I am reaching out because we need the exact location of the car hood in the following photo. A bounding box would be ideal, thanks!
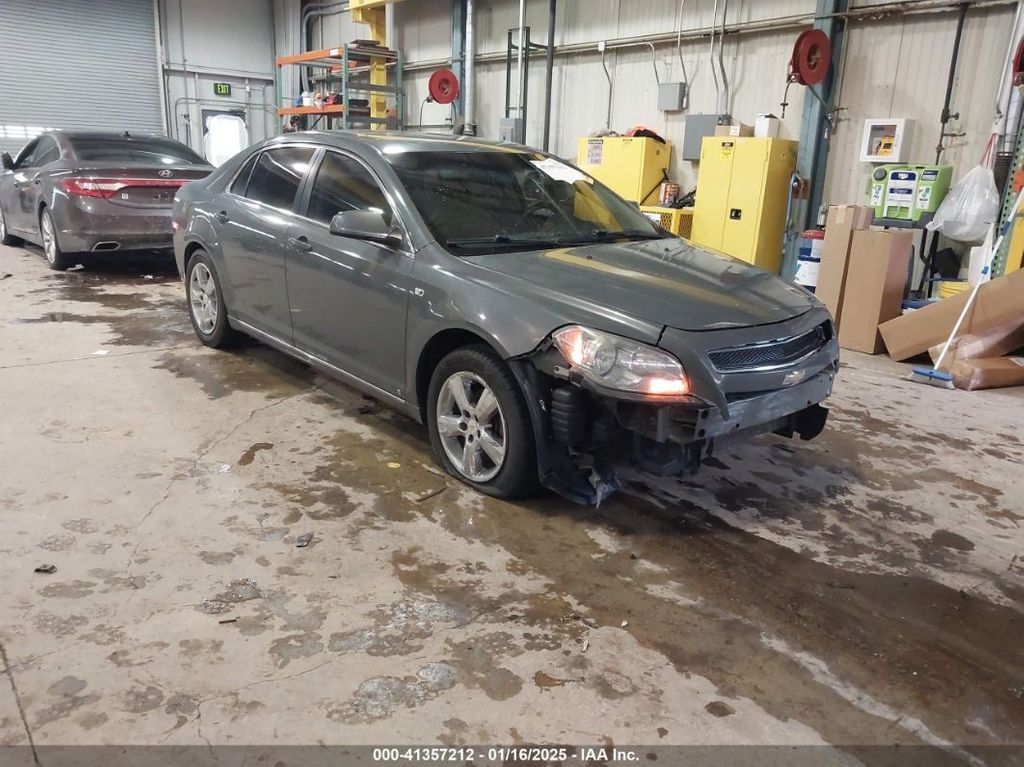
[468,238,817,331]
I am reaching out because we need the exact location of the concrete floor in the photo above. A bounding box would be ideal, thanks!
[0,243,1022,763]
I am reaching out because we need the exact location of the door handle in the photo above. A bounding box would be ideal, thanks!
[214,210,229,223]
[288,235,312,252]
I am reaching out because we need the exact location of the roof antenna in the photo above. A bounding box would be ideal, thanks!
[124,131,131,137]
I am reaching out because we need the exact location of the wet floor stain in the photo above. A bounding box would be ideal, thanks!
[931,529,976,551]
[196,578,265,615]
[238,442,274,466]
[327,662,458,723]
[533,671,572,690]
[154,345,314,400]
[705,700,736,718]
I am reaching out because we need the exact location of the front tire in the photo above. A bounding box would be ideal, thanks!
[427,346,539,499]
[40,208,72,270]
[0,206,21,246]
[185,250,238,348]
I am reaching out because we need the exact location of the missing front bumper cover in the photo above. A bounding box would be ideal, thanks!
[509,358,834,506]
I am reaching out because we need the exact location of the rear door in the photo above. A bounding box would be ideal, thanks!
[216,145,315,342]
[286,149,413,397]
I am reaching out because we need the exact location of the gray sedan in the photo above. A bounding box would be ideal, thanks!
[173,131,838,503]
[0,131,212,270]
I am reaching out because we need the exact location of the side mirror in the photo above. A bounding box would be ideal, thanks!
[1,152,13,171]
[329,210,403,247]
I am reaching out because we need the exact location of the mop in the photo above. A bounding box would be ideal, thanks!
[908,188,1024,388]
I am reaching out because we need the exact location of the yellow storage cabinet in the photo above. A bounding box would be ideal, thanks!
[576,136,671,205]
[690,136,796,273]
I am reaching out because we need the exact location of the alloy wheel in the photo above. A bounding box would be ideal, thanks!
[435,371,507,483]
[189,262,219,335]
[40,212,56,264]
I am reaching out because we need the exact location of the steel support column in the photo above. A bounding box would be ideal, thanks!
[451,0,467,119]
[782,0,847,278]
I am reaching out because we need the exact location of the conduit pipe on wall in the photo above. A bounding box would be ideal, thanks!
[302,2,350,51]
[400,0,1016,73]
[465,0,476,133]
[517,0,526,122]
[709,0,721,111]
[717,0,730,114]
[542,0,556,150]
[995,0,1024,150]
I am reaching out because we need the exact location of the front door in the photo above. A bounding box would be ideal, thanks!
[216,145,315,342]
[6,137,42,233]
[286,150,412,399]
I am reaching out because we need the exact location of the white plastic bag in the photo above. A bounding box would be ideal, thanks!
[926,164,1000,244]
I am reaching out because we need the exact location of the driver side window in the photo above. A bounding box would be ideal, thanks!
[306,152,392,226]
[14,139,39,169]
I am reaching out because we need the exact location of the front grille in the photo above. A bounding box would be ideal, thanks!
[708,322,831,372]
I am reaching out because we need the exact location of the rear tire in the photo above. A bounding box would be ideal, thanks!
[40,208,72,271]
[426,345,540,500]
[185,249,238,348]
[0,206,21,246]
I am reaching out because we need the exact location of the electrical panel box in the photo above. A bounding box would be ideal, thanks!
[690,136,797,273]
[682,113,729,161]
[576,136,671,205]
[658,82,687,112]
[866,164,952,221]
[499,117,524,144]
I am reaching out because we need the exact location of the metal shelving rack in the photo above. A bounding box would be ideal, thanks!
[276,44,404,131]
[992,111,1024,278]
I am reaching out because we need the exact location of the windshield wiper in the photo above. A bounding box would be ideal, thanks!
[565,229,666,243]
[445,234,565,250]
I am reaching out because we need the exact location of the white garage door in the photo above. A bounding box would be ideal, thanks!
[0,0,163,156]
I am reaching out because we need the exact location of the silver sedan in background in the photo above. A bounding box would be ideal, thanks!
[0,131,213,270]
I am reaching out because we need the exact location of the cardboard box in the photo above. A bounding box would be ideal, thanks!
[816,205,875,327]
[838,229,913,354]
[951,356,1024,391]
[927,319,1024,371]
[879,268,1024,360]
[754,114,780,138]
[714,122,753,137]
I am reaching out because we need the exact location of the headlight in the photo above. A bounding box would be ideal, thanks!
[552,325,688,396]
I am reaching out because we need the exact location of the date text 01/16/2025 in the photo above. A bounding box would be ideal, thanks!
[371,746,640,763]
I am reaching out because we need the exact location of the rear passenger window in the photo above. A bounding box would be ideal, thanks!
[306,152,391,225]
[229,153,258,196]
[244,147,314,211]
[33,137,60,166]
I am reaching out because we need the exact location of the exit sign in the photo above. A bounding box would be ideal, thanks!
[213,82,231,97]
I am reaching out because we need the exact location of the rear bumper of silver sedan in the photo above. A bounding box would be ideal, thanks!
[54,196,174,253]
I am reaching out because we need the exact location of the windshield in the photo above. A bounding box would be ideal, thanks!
[70,136,208,166]
[385,150,666,254]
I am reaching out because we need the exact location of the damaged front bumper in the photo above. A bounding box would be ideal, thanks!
[509,332,838,505]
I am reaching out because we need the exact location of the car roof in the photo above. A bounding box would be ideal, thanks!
[47,130,181,142]
[265,130,532,156]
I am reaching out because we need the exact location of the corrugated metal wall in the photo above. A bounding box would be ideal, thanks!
[0,0,163,155]
[828,1,1014,205]
[313,0,1018,206]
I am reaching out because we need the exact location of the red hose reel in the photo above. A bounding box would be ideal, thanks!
[789,29,832,86]
[428,69,460,104]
